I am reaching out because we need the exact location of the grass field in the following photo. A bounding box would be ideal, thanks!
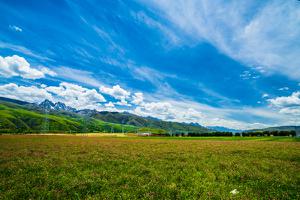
[0,135,299,199]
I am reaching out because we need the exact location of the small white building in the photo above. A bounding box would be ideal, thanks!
[137,132,152,136]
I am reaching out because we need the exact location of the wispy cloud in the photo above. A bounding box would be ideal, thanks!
[93,26,125,55]
[140,0,300,80]
[9,25,22,32]
[54,66,103,87]
[0,42,54,62]
[278,87,289,91]
[131,11,181,47]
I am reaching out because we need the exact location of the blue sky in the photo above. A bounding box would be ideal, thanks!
[0,0,300,129]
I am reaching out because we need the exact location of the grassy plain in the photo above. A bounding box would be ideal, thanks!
[0,135,299,199]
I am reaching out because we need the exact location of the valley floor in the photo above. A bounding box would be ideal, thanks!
[0,135,299,199]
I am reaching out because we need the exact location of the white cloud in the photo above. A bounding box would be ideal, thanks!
[40,84,47,88]
[93,26,125,55]
[134,101,175,120]
[0,83,53,103]
[268,91,300,116]
[41,67,57,77]
[132,11,180,46]
[1,81,299,129]
[100,84,130,100]
[9,25,22,32]
[262,93,269,98]
[132,95,300,130]
[0,82,106,110]
[0,55,55,79]
[131,92,144,105]
[269,92,300,108]
[114,97,131,107]
[240,70,260,80]
[278,87,289,91]
[54,66,102,87]
[0,42,53,62]
[133,66,165,85]
[142,0,300,80]
[105,102,115,108]
[278,107,300,116]
[46,82,106,109]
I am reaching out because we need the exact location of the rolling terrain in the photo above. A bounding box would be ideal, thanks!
[0,135,299,199]
[0,97,210,134]
[1,97,299,136]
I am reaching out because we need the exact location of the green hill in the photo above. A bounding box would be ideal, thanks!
[80,110,210,134]
[0,97,211,134]
[0,101,137,134]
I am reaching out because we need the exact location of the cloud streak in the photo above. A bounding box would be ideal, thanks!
[9,25,22,32]
[141,0,300,80]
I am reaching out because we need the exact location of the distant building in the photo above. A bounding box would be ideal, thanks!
[137,132,152,136]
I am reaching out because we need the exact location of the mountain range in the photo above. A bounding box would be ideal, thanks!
[0,96,299,136]
[0,97,210,134]
[207,126,242,133]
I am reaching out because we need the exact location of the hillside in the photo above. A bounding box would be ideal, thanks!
[0,100,137,133]
[79,110,210,134]
[0,97,211,134]
[207,126,242,133]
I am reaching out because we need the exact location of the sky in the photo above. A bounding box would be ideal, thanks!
[0,0,300,130]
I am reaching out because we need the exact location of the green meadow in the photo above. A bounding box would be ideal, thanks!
[0,135,299,199]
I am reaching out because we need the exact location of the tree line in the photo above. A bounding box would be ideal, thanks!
[240,130,296,137]
[160,130,297,137]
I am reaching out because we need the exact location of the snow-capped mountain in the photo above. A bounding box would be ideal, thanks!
[39,100,76,112]
[39,99,55,110]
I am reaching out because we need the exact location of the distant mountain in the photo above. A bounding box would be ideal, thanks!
[80,109,210,133]
[2,97,299,136]
[39,100,76,112]
[0,98,137,134]
[0,97,210,134]
[39,99,55,110]
[0,96,31,105]
[208,126,242,133]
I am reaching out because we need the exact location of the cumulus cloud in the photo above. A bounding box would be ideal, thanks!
[268,91,300,116]
[142,0,300,80]
[269,92,300,108]
[0,83,53,102]
[115,98,131,107]
[0,82,106,110]
[100,84,130,100]
[46,82,106,109]
[131,92,144,105]
[134,101,204,123]
[105,102,115,108]
[1,81,299,129]
[131,95,300,130]
[0,55,56,79]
